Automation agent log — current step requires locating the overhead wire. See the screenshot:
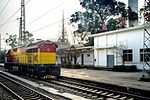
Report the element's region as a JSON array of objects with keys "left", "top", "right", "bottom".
[
  {"left": 0, "top": 0, "right": 31, "bottom": 29},
  {"left": 27, "top": 0, "right": 68, "bottom": 26},
  {"left": 0, "top": 0, "right": 12, "bottom": 16},
  {"left": 31, "top": 17, "right": 70, "bottom": 33}
]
